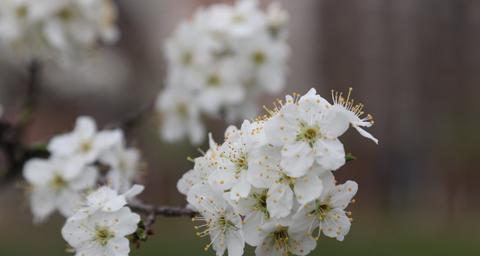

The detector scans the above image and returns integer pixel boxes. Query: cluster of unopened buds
[156,0,290,144]
[178,88,377,256]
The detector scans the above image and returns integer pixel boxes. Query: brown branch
[105,99,156,134]
[130,200,196,218]
[0,121,50,186]
[0,60,48,187]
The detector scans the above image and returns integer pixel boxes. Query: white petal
[267,183,293,219]
[288,232,317,255]
[106,237,130,256]
[110,207,141,236]
[294,172,323,205]
[23,159,54,186]
[280,142,314,177]
[353,125,378,144]
[226,230,245,256]
[320,208,351,241]
[62,219,94,248]
[243,211,267,246]
[330,181,358,209]
[30,188,56,223]
[230,176,251,201]
[314,139,345,170]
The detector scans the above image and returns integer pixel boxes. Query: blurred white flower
[156,87,205,145]
[0,0,119,65]
[157,0,290,145]
[23,157,97,222]
[62,206,139,256]
[71,185,144,220]
[48,116,122,164]
[100,141,141,194]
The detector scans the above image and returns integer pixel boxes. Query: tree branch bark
[130,201,196,218]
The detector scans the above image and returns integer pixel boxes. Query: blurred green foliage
[1,216,479,256]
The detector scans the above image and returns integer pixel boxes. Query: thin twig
[0,60,48,187]
[18,59,42,129]
[130,201,196,218]
[106,99,156,133]
[0,121,50,186]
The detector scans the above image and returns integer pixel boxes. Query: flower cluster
[178,88,377,256]
[23,116,141,223]
[62,185,143,256]
[0,0,119,64]
[156,0,290,145]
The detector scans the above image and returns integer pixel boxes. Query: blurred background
[1,0,480,255]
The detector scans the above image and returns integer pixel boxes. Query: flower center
[251,51,266,65]
[232,14,246,23]
[309,201,331,220]
[95,226,115,246]
[297,124,321,147]
[16,5,28,18]
[206,74,221,87]
[181,51,193,65]
[233,154,248,173]
[57,7,74,22]
[272,227,289,252]
[79,140,93,153]
[50,174,67,190]
[252,190,269,218]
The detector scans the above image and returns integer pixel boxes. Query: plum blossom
[157,0,290,144]
[188,184,245,256]
[61,186,141,256]
[48,116,122,164]
[100,142,141,193]
[208,120,265,201]
[176,87,377,255]
[252,221,316,256]
[71,185,144,220]
[291,172,357,241]
[0,0,119,64]
[23,157,97,222]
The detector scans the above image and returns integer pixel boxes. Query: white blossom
[23,157,97,222]
[247,145,324,219]
[264,89,349,175]
[178,88,377,255]
[62,206,139,256]
[48,116,122,164]
[71,185,144,220]
[188,184,245,256]
[0,0,119,64]
[208,120,265,201]
[100,141,141,194]
[177,134,219,196]
[331,88,378,144]
[156,87,205,145]
[157,0,290,144]
[291,172,357,241]
[252,221,316,256]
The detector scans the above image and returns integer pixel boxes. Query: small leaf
[345,153,356,162]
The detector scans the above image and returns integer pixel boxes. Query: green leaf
[345,153,356,162]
